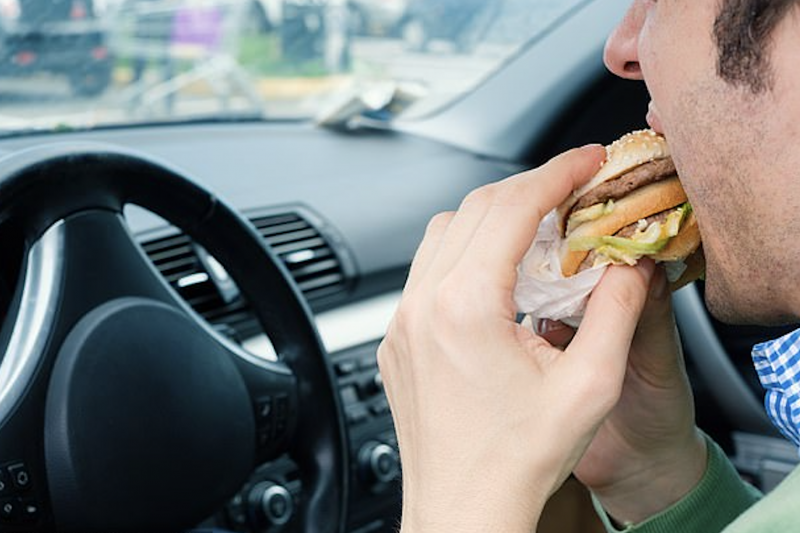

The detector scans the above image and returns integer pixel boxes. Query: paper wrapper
[513,209,606,328]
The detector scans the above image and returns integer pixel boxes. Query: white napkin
[513,210,606,328]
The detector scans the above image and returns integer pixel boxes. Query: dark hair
[714,0,799,93]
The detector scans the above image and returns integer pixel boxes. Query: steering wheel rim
[0,142,348,532]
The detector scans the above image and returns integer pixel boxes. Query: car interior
[0,0,797,532]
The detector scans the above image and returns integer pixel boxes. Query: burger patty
[614,210,672,239]
[573,157,677,213]
[576,209,677,272]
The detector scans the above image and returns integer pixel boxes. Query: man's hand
[538,266,708,524]
[573,266,708,524]
[377,146,655,533]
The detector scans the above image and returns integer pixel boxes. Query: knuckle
[461,183,497,210]
[425,211,454,236]
[376,337,394,373]
[431,274,475,330]
[492,177,526,204]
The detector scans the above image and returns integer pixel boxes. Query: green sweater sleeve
[592,436,762,533]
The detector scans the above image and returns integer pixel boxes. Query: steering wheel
[0,143,348,532]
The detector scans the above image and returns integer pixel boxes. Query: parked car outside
[243,0,281,33]
[280,0,351,72]
[348,0,407,36]
[0,0,113,96]
[400,0,494,53]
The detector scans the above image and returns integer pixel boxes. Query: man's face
[605,0,800,325]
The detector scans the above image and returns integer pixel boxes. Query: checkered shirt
[752,328,800,448]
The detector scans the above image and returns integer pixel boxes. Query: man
[377,1,800,531]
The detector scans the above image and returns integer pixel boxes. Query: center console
[221,340,401,533]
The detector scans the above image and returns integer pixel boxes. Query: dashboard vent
[140,210,349,341]
[250,213,347,302]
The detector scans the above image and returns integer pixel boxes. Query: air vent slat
[290,259,339,279]
[147,246,195,264]
[265,229,319,246]
[252,214,301,227]
[157,257,202,276]
[258,220,310,237]
[297,273,344,292]
[271,238,327,255]
[140,210,349,342]
[281,247,332,264]
[304,285,347,301]
[205,308,253,325]
[141,234,192,254]
[200,298,248,314]
[185,292,222,309]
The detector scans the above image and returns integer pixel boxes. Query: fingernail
[535,319,558,335]
[535,319,569,335]
[582,143,604,150]
[581,144,607,165]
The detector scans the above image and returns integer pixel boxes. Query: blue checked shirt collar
[752,329,800,448]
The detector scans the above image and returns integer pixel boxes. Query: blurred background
[0,0,581,130]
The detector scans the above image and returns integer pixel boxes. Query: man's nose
[604,2,645,80]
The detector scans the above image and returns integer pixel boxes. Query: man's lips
[646,103,664,135]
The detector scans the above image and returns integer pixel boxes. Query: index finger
[453,145,606,284]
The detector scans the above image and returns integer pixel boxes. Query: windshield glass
[0,0,586,134]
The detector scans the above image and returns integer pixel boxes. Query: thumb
[630,265,687,381]
[567,260,656,380]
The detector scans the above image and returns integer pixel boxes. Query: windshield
[0,0,587,134]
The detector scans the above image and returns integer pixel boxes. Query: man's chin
[704,279,796,327]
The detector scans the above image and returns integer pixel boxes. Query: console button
[257,428,272,448]
[248,482,294,528]
[0,471,9,496]
[358,442,400,486]
[266,490,290,521]
[274,395,288,416]
[255,397,273,422]
[359,356,378,370]
[0,498,18,521]
[19,499,40,522]
[335,360,358,376]
[7,464,31,491]
[346,404,369,425]
[370,399,390,416]
[340,386,359,405]
[358,372,384,398]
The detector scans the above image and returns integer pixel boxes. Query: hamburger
[556,130,704,291]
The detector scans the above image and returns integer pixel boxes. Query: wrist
[400,499,543,533]
[592,428,708,525]
[399,471,546,533]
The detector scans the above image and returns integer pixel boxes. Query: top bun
[574,129,670,199]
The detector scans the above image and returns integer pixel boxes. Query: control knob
[358,441,400,486]
[247,481,294,528]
